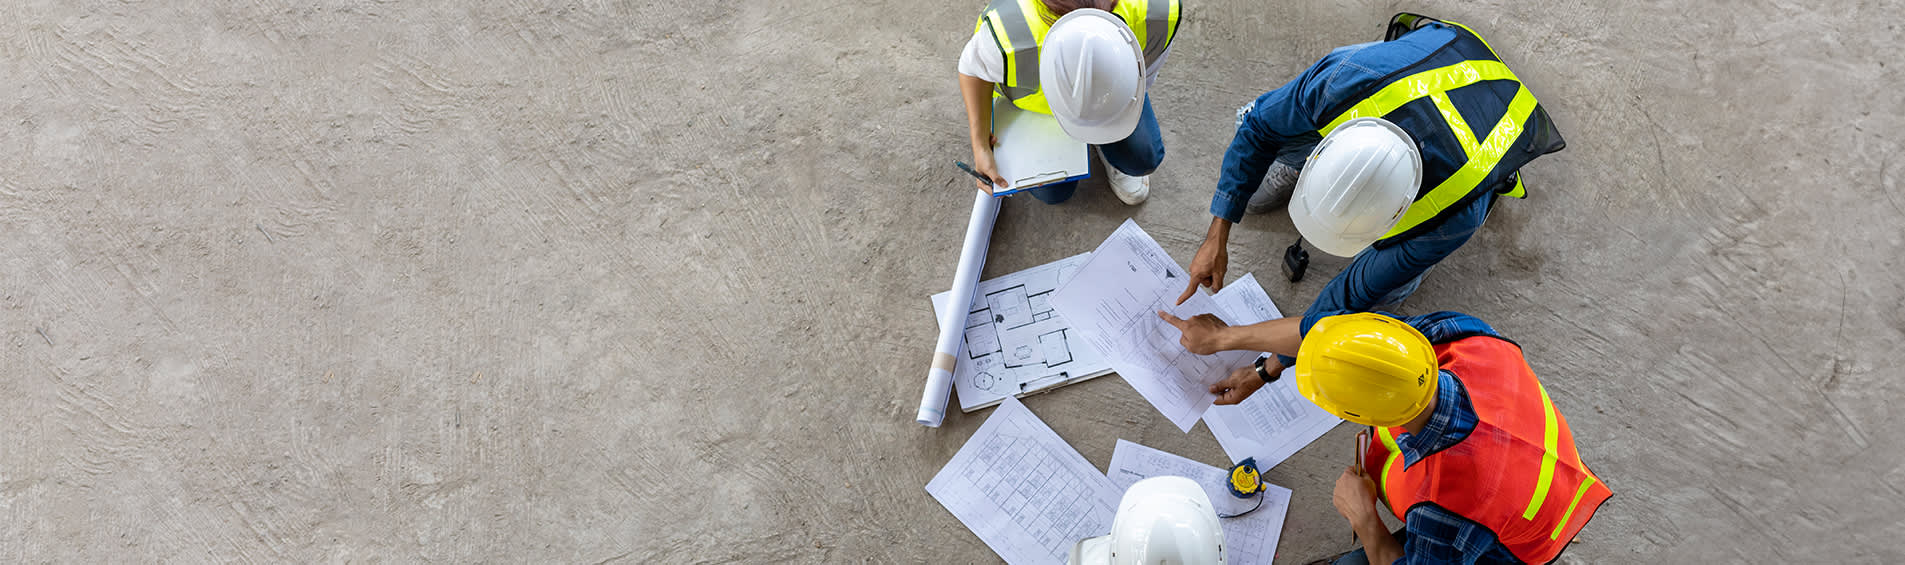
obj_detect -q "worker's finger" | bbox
[1175,278,1200,306]
[1155,310,1186,330]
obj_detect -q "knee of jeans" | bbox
[1030,187,1074,205]
[1112,147,1163,176]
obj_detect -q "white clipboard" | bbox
[991,97,1091,195]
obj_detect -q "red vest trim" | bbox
[1361,336,1611,564]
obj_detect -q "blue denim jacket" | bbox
[1210,23,1462,224]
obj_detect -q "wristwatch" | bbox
[1253,355,1280,384]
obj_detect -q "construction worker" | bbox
[1157,309,1610,564]
[959,0,1182,205]
[1070,476,1226,564]
[1176,13,1565,376]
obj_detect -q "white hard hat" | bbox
[1288,117,1424,257]
[1068,476,1226,565]
[1040,9,1146,144]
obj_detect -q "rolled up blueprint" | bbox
[918,189,1002,427]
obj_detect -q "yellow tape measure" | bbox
[1227,457,1263,498]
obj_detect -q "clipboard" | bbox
[989,97,1091,195]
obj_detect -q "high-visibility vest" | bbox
[974,0,1181,114]
[1361,336,1610,564]
[1321,14,1566,245]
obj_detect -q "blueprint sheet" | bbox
[1205,274,1345,470]
[1051,219,1258,432]
[932,252,1113,412]
[926,397,1122,564]
[1106,439,1292,565]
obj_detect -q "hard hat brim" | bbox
[1288,195,1374,257]
[1053,96,1144,145]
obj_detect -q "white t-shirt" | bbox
[957,28,1169,88]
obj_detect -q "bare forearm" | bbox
[1216,317,1303,357]
[958,73,995,151]
[1352,515,1404,565]
[1205,215,1232,242]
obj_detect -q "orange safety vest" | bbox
[1362,336,1611,564]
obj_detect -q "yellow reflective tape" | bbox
[1020,0,1052,36]
[1505,175,1527,198]
[1550,477,1598,540]
[1522,380,1560,520]
[1427,91,1478,159]
[1379,83,1537,239]
[1124,0,1146,56]
[1377,426,1403,495]
[1320,60,1519,135]
[1016,91,1052,114]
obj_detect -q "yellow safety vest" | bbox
[1322,14,1566,244]
[974,0,1181,114]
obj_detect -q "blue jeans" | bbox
[1278,190,1499,365]
[1321,190,1498,312]
[1029,96,1165,204]
[1329,529,1409,565]
[1319,190,1498,312]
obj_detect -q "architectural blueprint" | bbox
[1050,220,1258,432]
[1205,274,1345,470]
[932,252,1113,412]
[926,397,1122,564]
[1105,439,1292,565]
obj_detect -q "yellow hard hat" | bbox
[1293,313,1440,427]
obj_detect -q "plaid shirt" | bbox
[1308,311,1525,564]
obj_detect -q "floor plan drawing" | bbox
[932,252,1113,412]
[927,398,1122,564]
[1050,220,1259,432]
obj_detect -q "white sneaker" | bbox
[1107,167,1150,205]
[1100,153,1150,205]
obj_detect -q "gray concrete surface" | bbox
[1,0,1900,562]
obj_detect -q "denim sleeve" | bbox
[1279,310,1496,367]
[1398,311,1502,344]
[1210,42,1394,224]
[1210,83,1319,223]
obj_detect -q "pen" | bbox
[1354,430,1369,546]
[954,161,997,189]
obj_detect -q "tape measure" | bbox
[1218,458,1268,519]
[1227,458,1263,498]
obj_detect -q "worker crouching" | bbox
[1161,310,1610,564]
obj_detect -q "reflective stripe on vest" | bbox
[975,0,1181,114]
[1319,20,1558,242]
[1362,336,1611,564]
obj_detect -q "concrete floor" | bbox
[1,0,1900,562]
